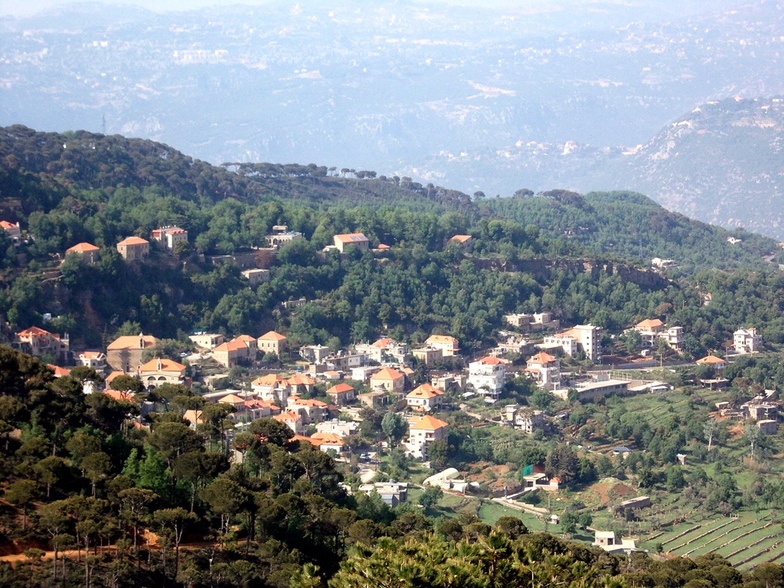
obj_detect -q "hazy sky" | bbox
[0,0,516,18]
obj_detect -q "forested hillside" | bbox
[0,126,782,355]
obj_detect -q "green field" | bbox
[638,510,784,570]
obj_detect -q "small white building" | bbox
[593,531,636,553]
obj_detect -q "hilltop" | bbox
[606,97,784,239]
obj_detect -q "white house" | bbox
[406,415,448,460]
[734,327,760,354]
[468,356,506,399]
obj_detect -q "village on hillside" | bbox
[3,218,780,558]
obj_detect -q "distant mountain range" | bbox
[1,0,783,236]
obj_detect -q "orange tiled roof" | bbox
[290,397,328,408]
[449,234,472,243]
[334,233,369,244]
[104,389,137,404]
[183,409,204,424]
[371,367,404,380]
[477,356,503,365]
[528,352,557,365]
[0,220,17,230]
[117,236,149,246]
[274,411,301,423]
[426,335,459,345]
[697,355,726,365]
[327,383,355,395]
[252,374,287,387]
[47,364,70,377]
[287,374,315,386]
[636,318,664,330]
[408,384,445,399]
[219,393,245,404]
[258,331,287,341]
[214,338,252,353]
[292,434,317,446]
[66,242,100,253]
[310,432,345,446]
[107,334,157,351]
[17,325,57,338]
[138,358,186,373]
[235,334,257,343]
[372,337,394,348]
[410,415,448,430]
[105,371,126,386]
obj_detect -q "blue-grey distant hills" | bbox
[1,0,783,236]
[602,97,784,239]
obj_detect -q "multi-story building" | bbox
[65,242,101,264]
[14,326,70,363]
[106,333,157,372]
[151,226,188,251]
[370,367,406,393]
[525,351,561,390]
[116,236,150,261]
[333,233,370,252]
[543,325,601,362]
[734,327,760,354]
[425,335,460,357]
[468,356,506,399]
[406,415,448,460]
[406,383,445,412]
[258,331,287,357]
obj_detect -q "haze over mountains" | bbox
[1,0,784,236]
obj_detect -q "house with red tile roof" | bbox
[14,326,70,363]
[406,415,449,460]
[355,337,408,363]
[425,335,460,356]
[104,389,138,405]
[151,226,188,251]
[212,336,257,368]
[287,374,315,396]
[116,236,150,261]
[525,351,561,390]
[137,358,188,389]
[47,364,71,377]
[251,373,291,404]
[327,382,356,406]
[274,411,304,435]
[370,367,406,393]
[77,351,107,372]
[468,356,506,399]
[183,409,205,427]
[65,242,100,264]
[258,331,287,357]
[697,355,726,372]
[1,220,21,242]
[406,383,445,412]
[287,396,328,424]
[308,432,346,454]
[333,233,370,252]
[107,333,157,372]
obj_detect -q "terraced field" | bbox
[640,510,784,570]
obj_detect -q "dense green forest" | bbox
[1,126,783,356]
